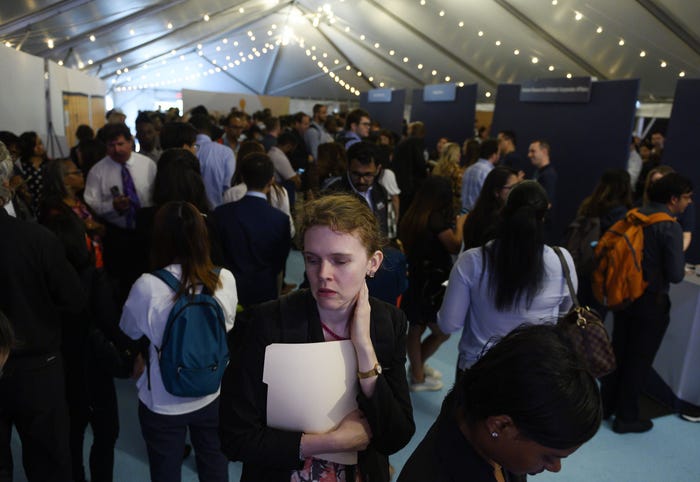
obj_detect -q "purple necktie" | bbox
[121,164,141,229]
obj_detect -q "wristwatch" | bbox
[357,363,382,379]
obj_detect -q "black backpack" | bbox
[564,216,601,276]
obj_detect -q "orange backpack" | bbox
[591,208,675,310]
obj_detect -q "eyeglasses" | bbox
[64,170,83,176]
[350,170,377,180]
[359,122,371,127]
[501,184,516,191]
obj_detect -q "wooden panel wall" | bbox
[62,93,106,148]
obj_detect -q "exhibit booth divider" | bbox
[663,78,700,264]
[491,78,640,244]
[410,83,477,153]
[360,89,406,137]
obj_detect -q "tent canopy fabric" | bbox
[0,0,697,102]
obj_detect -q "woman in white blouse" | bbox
[437,181,576,371]
[120,201,237,482]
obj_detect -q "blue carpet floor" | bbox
[10,250,700,481]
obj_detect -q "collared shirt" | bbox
[346,171,374,208]
[196,133,236,209]
[3,200,16,217]
[268,146,296,183]
[84,152,156,229]
[461,158,494,213]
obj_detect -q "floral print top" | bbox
[291,457,362,482]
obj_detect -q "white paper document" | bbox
[264,340,359,465]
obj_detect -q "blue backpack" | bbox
[151,269,229,397]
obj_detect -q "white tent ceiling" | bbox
[1,0,698,102]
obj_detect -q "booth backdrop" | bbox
[491,79,640,243]
[664,78,700,264]
[410,84,477,155]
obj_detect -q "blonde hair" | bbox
[432,142,461,177]
[298,194,385,255]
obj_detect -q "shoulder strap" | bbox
[552,246,580,308]
[646,212,676,224]
[151,269,181,293]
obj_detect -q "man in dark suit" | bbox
[214,153,291,308]
[0,144,86,481]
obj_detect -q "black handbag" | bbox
[553,246,616,378]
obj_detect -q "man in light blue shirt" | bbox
[460,139,499,213]
[190,114,236,208]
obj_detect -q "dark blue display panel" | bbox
[360,89,406,137]
[664,78,700,263]
[410,84,477,153]
[491,79,639,243]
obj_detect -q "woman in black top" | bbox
[399,323,601,482]
[399,176,466,391]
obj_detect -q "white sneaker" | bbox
[680,413,700,423]
[407,364,443,380]
[423,364,443,379]
[409,376,443,392]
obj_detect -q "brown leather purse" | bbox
[553,246,616,378]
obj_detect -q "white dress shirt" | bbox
[84,152,156,228]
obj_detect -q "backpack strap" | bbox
[552,246,580,308]
[151,269,181,293]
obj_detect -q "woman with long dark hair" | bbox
[577,169,633,233]
[120,201,238,482]
[400,176,466,391]
[437,181,576,371]
[462,166,518,251]
[135,148,223,272]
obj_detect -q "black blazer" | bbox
[219,289,415,482]
[213,194,291,307]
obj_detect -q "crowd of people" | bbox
[0,102,693,482]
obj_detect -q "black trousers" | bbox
[138,398,228,482]
[0,355,72,482]
[65,349,119,482]
[601,290,671,421]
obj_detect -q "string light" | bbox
[114,3,686,98]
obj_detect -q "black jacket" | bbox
[219,289,415,482]
[0,208,86,366]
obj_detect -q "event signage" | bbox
[368,88,392,103]
[520,77,592,103]
[423,83,457,102]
